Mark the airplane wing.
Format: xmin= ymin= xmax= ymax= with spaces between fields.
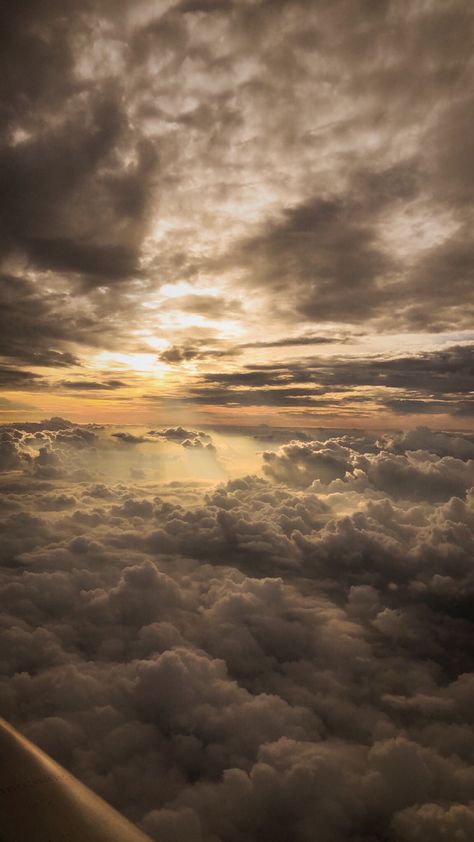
xmin=0 ymin=717 xmax=153 ymax=841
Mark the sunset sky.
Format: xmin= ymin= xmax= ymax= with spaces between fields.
xmin=2 ymin=5 xmax=474 ymax=842
xmin=0 ymin=0 xmax=472 ymax=428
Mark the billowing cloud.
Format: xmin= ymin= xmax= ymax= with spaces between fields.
xmin=0 ymin=419 xmax=473 ymax=840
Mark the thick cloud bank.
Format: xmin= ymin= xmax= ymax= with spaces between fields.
xmin=1 ymin=420 xmax=474 ymax=841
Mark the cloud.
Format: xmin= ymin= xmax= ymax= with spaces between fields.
xmin=112 ymin=432 xmax=151 ymax=445
xmin=181 ymin=344 xmax=474 ymax=416
xmin=0 ymin=0 xmax=473 ymax=837
xmin=262 ymin=435 xmax=474 ymax=502
xmin=238 ymin=333 xmax=352 ymax=350
xmin=150 ymin=427 xmax=212 ymax=446
xmin=160 ymin=345 xmax=203 ymax=364
xmin=392 ymin=802 xmax=474 ymax=841
xmin=0 ymin=274 xmax=93 ymax=372
xmin=0 ymin=2 xmax=158 ymax=286
xmin=162 ymin=294 xmax=242 ymax=319
xmin=0 ymin=421 xmax=473 ymax=840
xmin=159 ymin=342 xmax=237 ymax=364
xmin=0 ymin=0 xmax=472 ymax=415
xmin=59 ymin=380 xmax=127 ymax=391
xmin=219 ymin=190 xmax=395 ymax=323
xmin=379 ymin=427 xmax=474 ymax=460
xmin=0 ymin=366 xmax=44 ymax=390
xmin=0 ymin=430 xmax=33 ymax=471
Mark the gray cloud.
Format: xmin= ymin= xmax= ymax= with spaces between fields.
xmin=0 ymin=0 xmax=472 ymax=408
xmin=179 ymin=344 xmax=474 ymax=414
xmin=59 ymin=379 xmax=127 ymax=391
xmin=239 ymin=333 xmax=354 ymax=350
xmin=112 ymin=432 xmax=151 ymax=445
xmin=0 ymin=366 xmax=44 ymax=390
xmin=0 ymin=0 xmax=158 ymax=286
xmin=162 ymin=295 xmax=242 ymax=318
xmin=218 ymin=190 xmax=395 ymax=323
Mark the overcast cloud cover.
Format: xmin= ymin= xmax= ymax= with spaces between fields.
xmin=1 ymin=418 xmax=474 ymax=840
xmin=0 ymin=0 xmax=472 ymax=426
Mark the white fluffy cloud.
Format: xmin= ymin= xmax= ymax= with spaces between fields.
xmin=0 ymin=419 xmax=473 ymax=841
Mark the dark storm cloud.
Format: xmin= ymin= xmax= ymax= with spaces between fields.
xmin=0 ymin=423 xmax=474 ymax=841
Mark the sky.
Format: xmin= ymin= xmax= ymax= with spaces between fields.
xmin=1 ymin=3 xmax=474 ymax=842
xmin=0 ymin=0 xmax=473 ymax=428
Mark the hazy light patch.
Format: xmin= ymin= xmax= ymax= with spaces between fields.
xmin=208 ymin=432 xmax=263 ymax=477
xmin=380 ymin=203 xmax=460 ymax=263
xmin=10 ymin=127 xmax=32 ymax=146
xmin=156 ymin=281 xmax=197 ymax=300
xmin=157 ymin=311 xmax=243 ymax=338
xmin=133 ymin=334 xmax=169 ymax=352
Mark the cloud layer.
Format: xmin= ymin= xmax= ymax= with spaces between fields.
xmin=1 ymin=419 xmax=473 ymax=840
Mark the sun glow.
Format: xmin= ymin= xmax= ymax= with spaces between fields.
xmin=91 ymin=351 xmax=168 ymax=375
xmin=158 ymin=281 xmax=196 ymax=299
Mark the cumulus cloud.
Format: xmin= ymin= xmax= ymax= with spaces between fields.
xmin=0 ymin=420 xmax=473 ymax=840
xmin=149 ymin=427 xmax=214 ymax=451
xmin=262 ymin=432 xmax=474 ymax=503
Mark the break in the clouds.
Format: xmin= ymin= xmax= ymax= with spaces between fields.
xmin=1 ymin=419 xmax=474 ymax=840
xmin=0 ymin=0 xmax=472 ymax=426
